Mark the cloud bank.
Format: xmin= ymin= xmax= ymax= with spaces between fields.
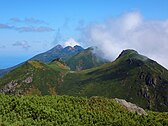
xmin=79 ymin=11 xmax=168 ymax=68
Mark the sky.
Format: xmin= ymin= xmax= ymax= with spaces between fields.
xmin=0 ymin=0 xmax=168 ymax=69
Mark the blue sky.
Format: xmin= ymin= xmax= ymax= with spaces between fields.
xmin=0 ymin=0 xmax=168 ymax=69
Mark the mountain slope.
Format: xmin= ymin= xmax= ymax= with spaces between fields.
xmin=0 ymin=63 xmax=24 ymax=78
xmin=0 ymin=60 xmax=69 ymax=95
xmin=58 ymin=49 xmax=168 ymax=111
xmin=66 ymin=47 xmax=109 ymax=71
xmin=0 ymin=68 xmax=10 ymax=77
xmin=0 ymin=49 xmax=168 ymax=112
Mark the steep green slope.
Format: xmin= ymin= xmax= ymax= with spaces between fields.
xmin=0 ymin=95 xmax=168 ymax=126
xmin=0 ymin=60 xmax=69 ymax=95
xmin=59 ymin=50 xmax=168 ymax=112
xmin=66 ymin=47 xmax=109 ymax=71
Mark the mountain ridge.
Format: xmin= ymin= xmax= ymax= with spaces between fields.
xmin=0 ymin=44 xmax=83 ymax=77
xmin=58 ymin=49 xmax=168 ymax=111
xmin=0 ymin=45 xmax=108 ymax=77
xmin=30 ymin=45 xmax=84 ymax=63
xmin=0 ymin=49 xmax=168 ymax=112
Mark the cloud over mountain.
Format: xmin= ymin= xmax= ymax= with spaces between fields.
xmin=79 ymin=11 xmax=168 ymax=68
xmin=64 ymin=38 xmax=80 ymax=47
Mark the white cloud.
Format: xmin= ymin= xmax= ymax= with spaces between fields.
xmin=64 ymin=38 xmax=80 ymax=47
xmin=10 ymin=17 xmax=47 ymax=24
xmin=12 ymin=40 xmax=31 ymax=50
xmin=79 ymin=11 xmax=168 ymax=69
xmin=16 ymin=26 xmax=54 ymax=32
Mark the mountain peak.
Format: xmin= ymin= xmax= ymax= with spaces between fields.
xmin=117 ymin=49 xmax=149 ymax=62
xmin=64 ymin=46 xmax=74 ymax=51
xmin=74 ymin=45 xmax=82 ymax=48
xmin=63 ymin=45 xmax=84 ymax=52
xmin=74 ymin=45 xmax=84 ymax=51
xmin=54 ymin=44 xmax=63 ymax=50
xmin=118 ymin=49 xmax=138 ymax=58
xmin=48 ymin=44 xmax=63 ymax=53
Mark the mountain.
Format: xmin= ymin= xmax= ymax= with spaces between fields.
xmin=0 ymin=45 xmax=108 ymax=77
xmin=0 ymin=60 xmax=69 ymax=95
xmin=1 ymin=95 xmax=168 ymax=125
xmin=0 ymin=49 xmax=168 ymax=112
xmin=30 ymin=45 xmax=84 ymax=63
xmin=0 ymin=63 xmax=24 ymax=77
xmin=66 ymin=47 xmax=110 ymax=71
xmin=0 ymin=69 xmax=9 ymax=77
xmin=0 ymin=45 xmax=84 ymax=77
xmin=59 ymin=49 xmax=168 ymax=112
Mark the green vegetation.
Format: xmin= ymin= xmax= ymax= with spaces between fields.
xmin=0 ymin=49 xmax=168 ymax=112
xmin=0 ymin=60 xmax=69 ymax=96
xmin=66 ymin=47 xmax=109 ymax=71
xmin=0 ymin=95 xmax=168 ymax=126
xmin=59 ymin=50 xmax=168 ymax=112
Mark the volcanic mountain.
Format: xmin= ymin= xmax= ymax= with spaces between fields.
xmin=0 ymin=45 xmax=108 ymax=77
xmin=0 ymin=49 xmax=168 ymax=112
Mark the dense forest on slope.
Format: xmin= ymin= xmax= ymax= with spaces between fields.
xmin=0 ymin=95 xmax=168 ymax=126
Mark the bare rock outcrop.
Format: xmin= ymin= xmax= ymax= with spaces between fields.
xmin=22 ymin=77 xmax=33 ymax=84
xmin=0 ymin=80 xmax=18 ymax=93
xmin=0 ymin=76 xmax=33 ymax=94
xmin=115 ymin=98 xmax=147 ymax=115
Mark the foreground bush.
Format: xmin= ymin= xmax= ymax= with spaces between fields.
xmin=0 ymin=95 xmax=168 ymax=126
